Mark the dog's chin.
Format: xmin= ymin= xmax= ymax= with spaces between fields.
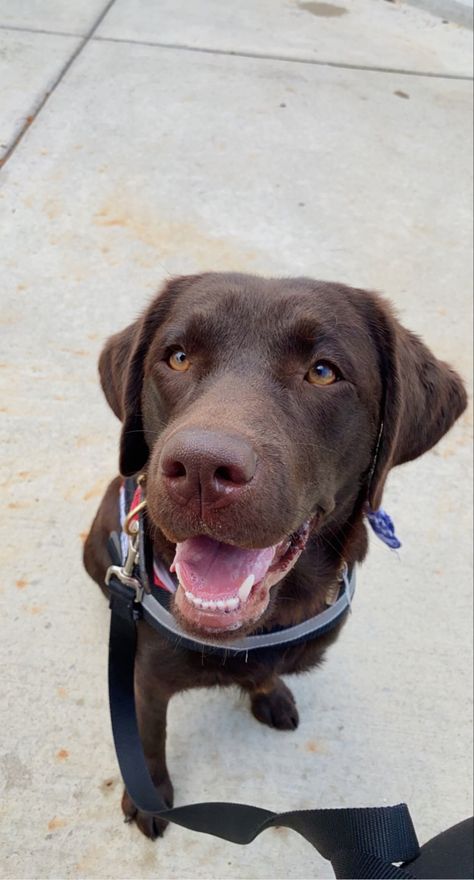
xmin=169 ymin=521 xmax=311 ymax=639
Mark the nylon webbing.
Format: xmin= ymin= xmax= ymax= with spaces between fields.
xmin=108 ymin=582 xmax=419 ymax=879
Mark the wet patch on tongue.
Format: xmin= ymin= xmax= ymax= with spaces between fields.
xmin=171 ymin=536 xmax=278 ymax=601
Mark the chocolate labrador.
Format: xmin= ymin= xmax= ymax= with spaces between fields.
xmin=84 ymin=273 xmax=466 ymax=839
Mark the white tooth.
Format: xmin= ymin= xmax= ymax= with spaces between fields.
xmin=226 ymin=597 xmax=239 ymax=611
xmin=185 ymin=590 xmax=193 ymax=602
xmin=238 ymin=574 xmax=255 ymax=603
xmin=201 ymin=600 xmax=211 ymax=610
xmin=208 ymin=600 xmax=217 ymax=610
xmin=216 ymin=600 xmax=226 ymax=610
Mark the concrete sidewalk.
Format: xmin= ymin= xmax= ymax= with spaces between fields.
xmin=0 ymin=2 xmax=472 ymax=878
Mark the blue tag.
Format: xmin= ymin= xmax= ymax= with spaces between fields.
xmin=366 ymin=507 xmax=401 ymax=550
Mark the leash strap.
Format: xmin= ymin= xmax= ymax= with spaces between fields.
xmin=107 ymin=488 xmax=473 ymax=879
xmin=109 ymin=577 xmax=421 ymax=878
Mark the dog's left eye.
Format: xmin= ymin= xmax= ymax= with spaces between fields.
xmin=168 ymin=350 xmax=190 ymax=372
xmin=306 ymin=361 xmax=339 ymax=386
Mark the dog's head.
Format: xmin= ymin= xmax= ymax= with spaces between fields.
xmin=99 ymin=273 xmax=466 ymax=636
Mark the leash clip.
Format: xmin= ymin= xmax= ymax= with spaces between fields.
xmin=106 ymin=480 xmax=148 ymax=603
xmin=106 ymin=531 xmax=144 ymax=603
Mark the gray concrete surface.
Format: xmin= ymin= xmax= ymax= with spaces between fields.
xmin=0 ymin=0 xmax=109 ymax=34
xmin=0 ymin=29 xmax=81 ymax=159
xmin=96 ymin=0 xmax=473 ymax=76
xmin=0 ymin=1 xmax=472 ymax=879
xmin=405 ymin=0 xmax=473 ymax=30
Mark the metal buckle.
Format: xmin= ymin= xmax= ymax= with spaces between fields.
xmin=106 ymin=531 xmax=143 ymax=603
xmin=338 ymin=561 xmax=352 ymax=610
xmin=123 ymin=499 xmax=147 ymax=537
xmin=105 ymin=481 xmax=149 ymax=602
xmin=325 ymin=561 xmax=350 ymax=608
xmin=337 ymin=561 xmax=348 ymax=582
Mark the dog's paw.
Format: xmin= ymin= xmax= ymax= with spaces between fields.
xmin=250 ymin=680 xmax=299 ymax=730
xmin=121 ymin=776 xmax=174 ymax=840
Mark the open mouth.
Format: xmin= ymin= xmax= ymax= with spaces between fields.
xmin=172 ymin=522 xmax=310 ymax=634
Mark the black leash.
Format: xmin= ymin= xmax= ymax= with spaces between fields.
xmin=109 ymin=581 xmax=419 ymax=878
xmin=108 ymin=580 xmax=473 ymax=878
xmin=106 ymin=482 xmax=473 ymax=879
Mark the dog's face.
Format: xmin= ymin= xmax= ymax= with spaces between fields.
xmin=100 ymin=273 xmax=466 ymax=637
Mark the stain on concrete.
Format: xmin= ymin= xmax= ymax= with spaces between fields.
xmin=83 ymin=479 xmax=106 ymax=501
xmin=75 ymin=435 xmax=96 ymax=448
xmin=99 ymin=776 xmax=119 ymax=795
xmin=299 ymin=2 xmax=348 ymax=17
xmin=58 ymin=347 xmax=88 ymax=357
xmin=0 ymin=313 xmax=20 ymax=326
xmin=15 ymin=578 xmax=29 ymax=590
xmin=56 ymin=749 xmax=69 ymax=761
xmin=305 ymin=739 xmax=327 ymax=753
xmin=74 ymin=846 xmax=102 ymax=875
xmin=47 ymin=816 xmax=68 ymax=831
xmin=92 ymin=197 xmax=260 ymax=272
xmin=44 ymin=199 xmax=60 ymax=221
xmin=394 ymin=90 xmax=410 ymax=99
xmin=23 ymin=604 xmax=44 ymax=615
xmin=57 ymin=687 xmax=68 ymax=699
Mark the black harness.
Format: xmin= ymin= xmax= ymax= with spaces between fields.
xmin=105 ymin=478 xmax=473 ymax=879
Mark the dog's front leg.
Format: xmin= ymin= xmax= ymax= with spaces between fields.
xmin=243 ymin=676 xmax=300 ymax=731
xmin=121 ymin=627 xmax=174 ymax=840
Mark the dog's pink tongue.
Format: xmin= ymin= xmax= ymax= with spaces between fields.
xmin=171 ymin=536 xmax=277 ymax=599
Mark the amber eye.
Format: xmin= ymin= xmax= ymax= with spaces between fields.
xmin=306 ymin=361 xmax=339 ymax=386
xmin=168 ymin=350 xmax=190 ymax=372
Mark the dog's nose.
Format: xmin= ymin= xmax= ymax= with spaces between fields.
xmin=160 ymin=429 xmax=257 ymax=509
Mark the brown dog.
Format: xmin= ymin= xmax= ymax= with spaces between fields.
xmin=84 ymin=272 xmax=466 ymax=839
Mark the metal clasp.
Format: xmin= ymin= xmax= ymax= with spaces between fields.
xmin=326 ymin=561 xmax=350 ymax=608
xmin=105 ymin=532 xmax=143 ymax=602
xmin=338 ymin=561 xmax=352 ymax=610
xmin=106 ymin=569 xmax=143 ymax=604
xmin=106 ymin=481 xmax=148 ymax=603
xmin=337 ymin=561 xmax=348 ymax=582
xmin=123 ymin=499 xmax=147 ymax=537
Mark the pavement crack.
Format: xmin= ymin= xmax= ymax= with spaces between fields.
xmin=91 ymin=35 xmax=473 ymax=82
xmin=0 ymin=0 xmax=118 ymax=171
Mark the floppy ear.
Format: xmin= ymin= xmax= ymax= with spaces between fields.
xmin=366 ymin=295 xmax=467 ymax=509
xmin=98 ymin=323 xmax=137 ymax=421
xmin=98 ymin=275 xmax=203 ymax=476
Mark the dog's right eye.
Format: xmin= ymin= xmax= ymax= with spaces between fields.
xmin=167 ymin=350 xmax=190 ymax=372
xmin=306 ymin=361 xmax=339 ymax=386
